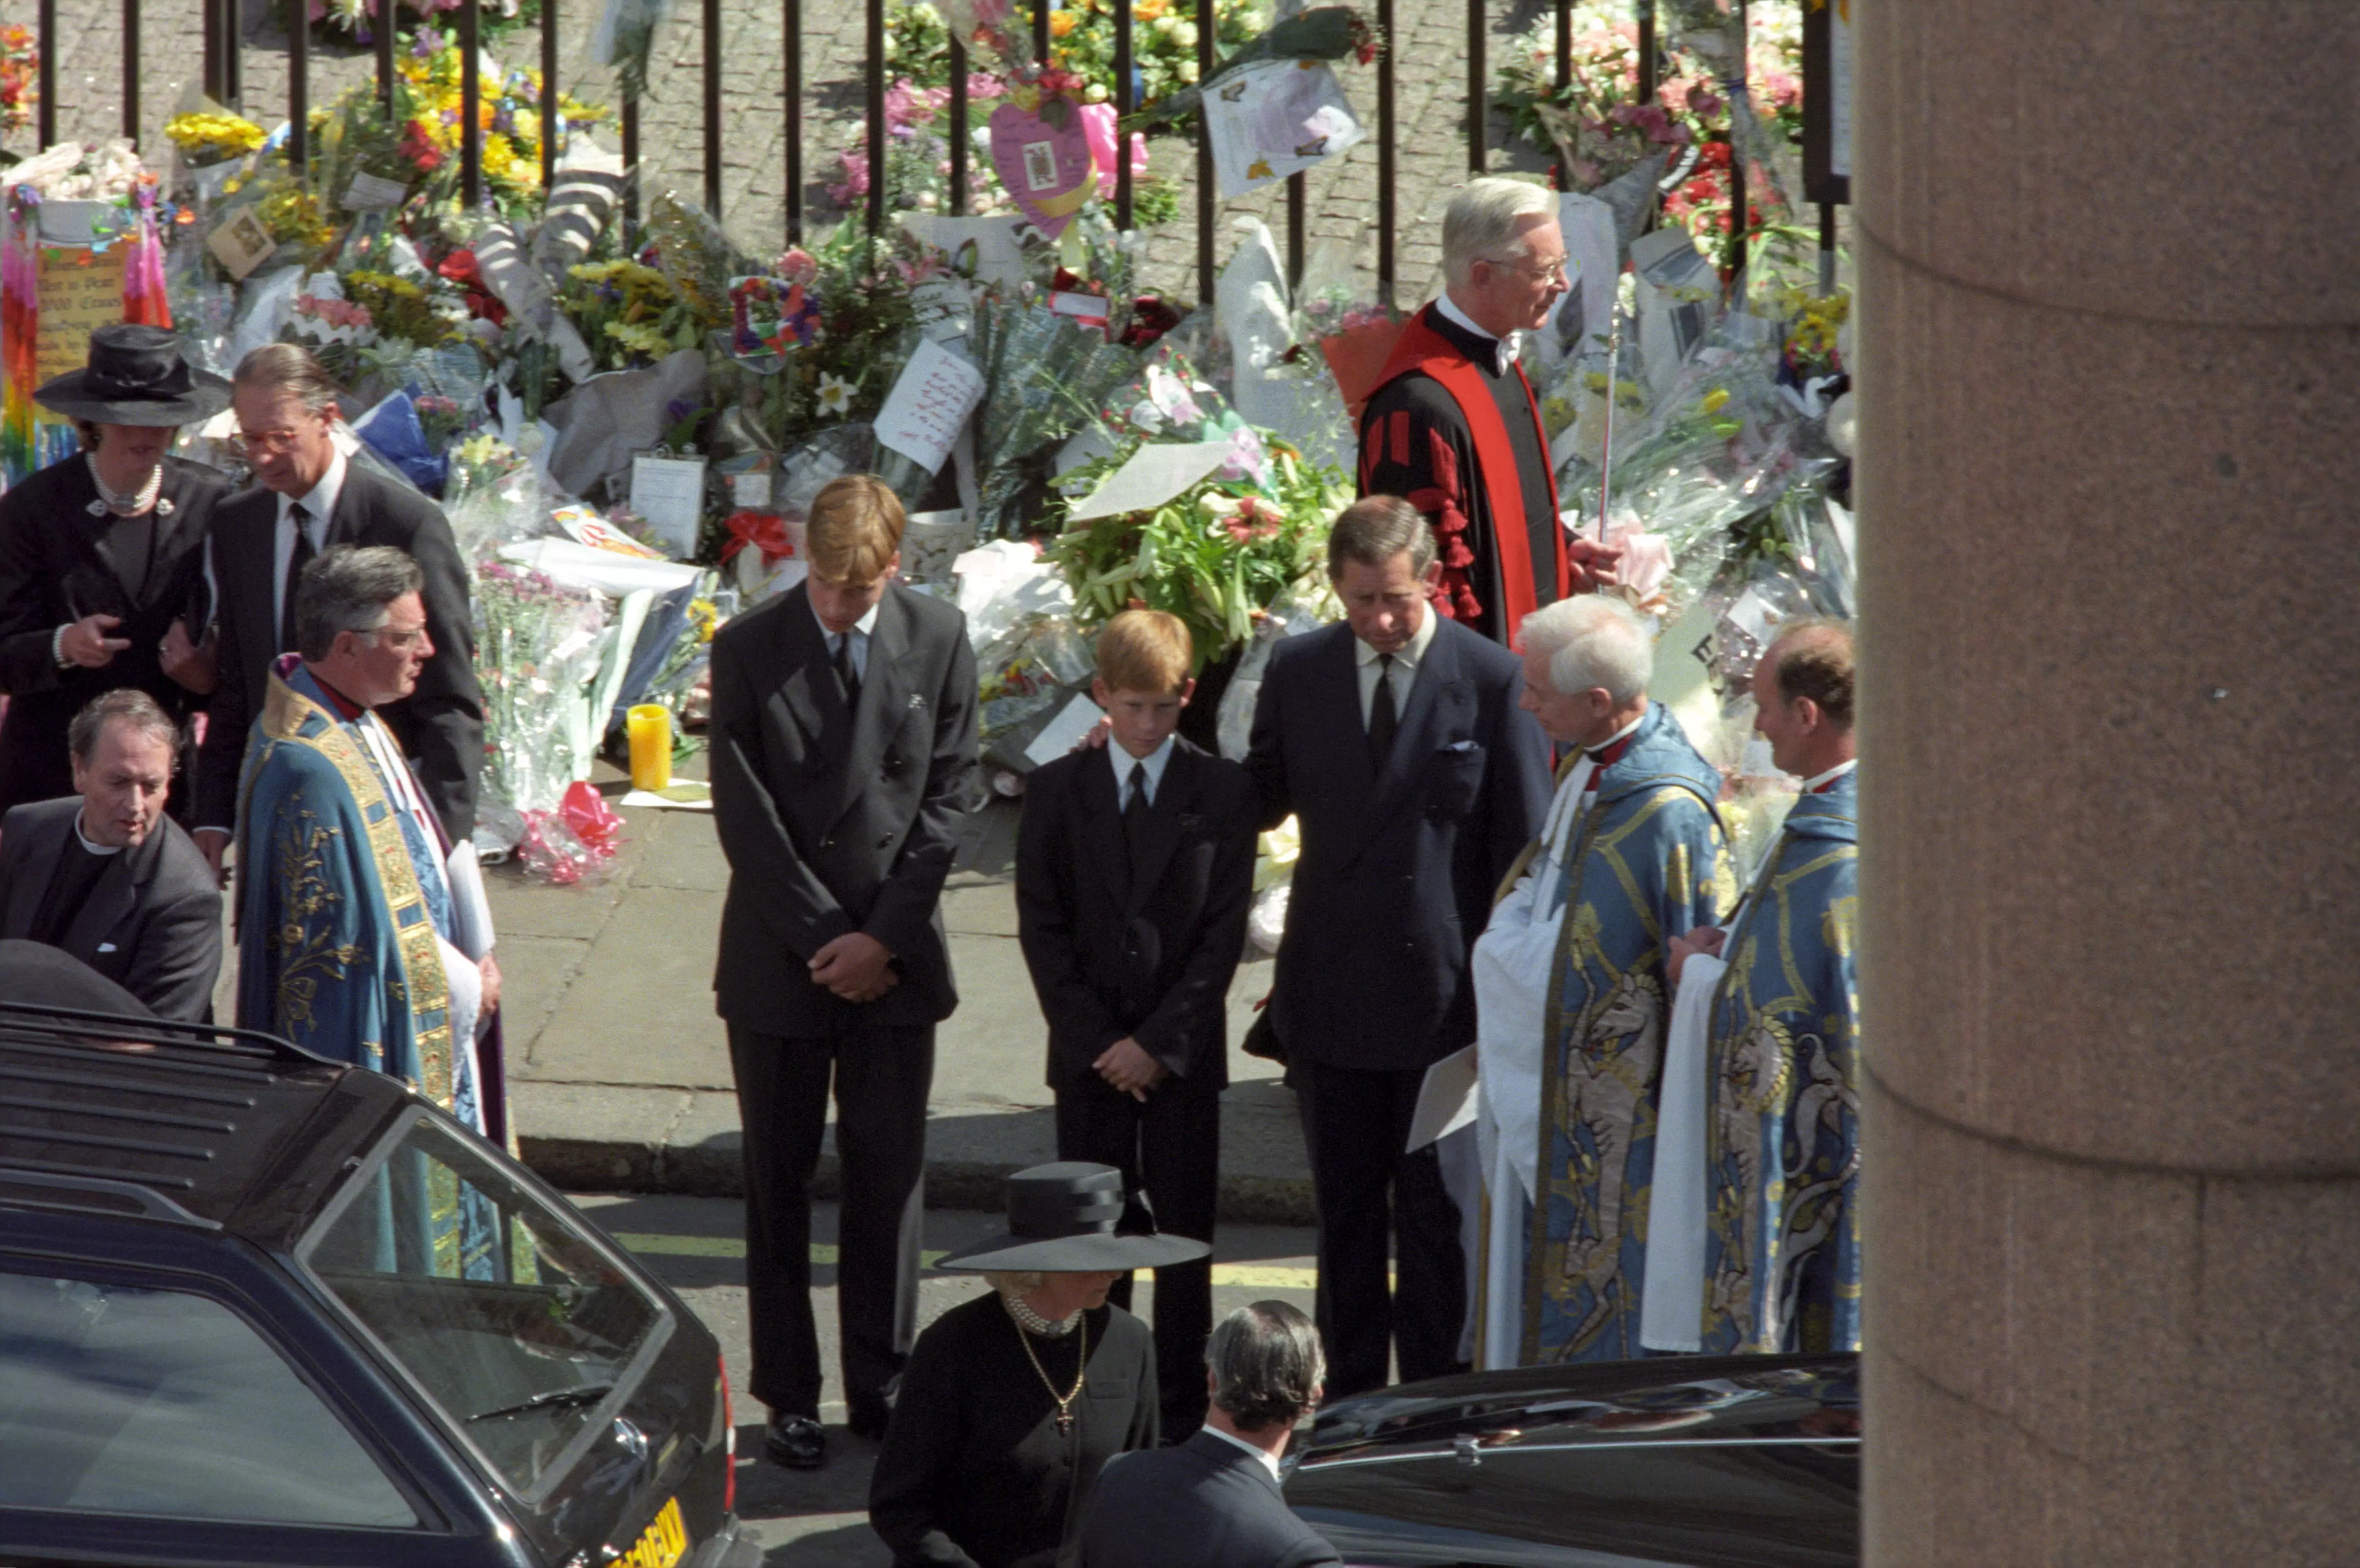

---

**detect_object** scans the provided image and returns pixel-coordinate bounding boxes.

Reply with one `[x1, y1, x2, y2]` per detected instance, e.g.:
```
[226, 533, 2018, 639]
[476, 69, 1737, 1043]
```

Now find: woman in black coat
[869, 1163, 1210, 1568]
[0, 325, 232, 817]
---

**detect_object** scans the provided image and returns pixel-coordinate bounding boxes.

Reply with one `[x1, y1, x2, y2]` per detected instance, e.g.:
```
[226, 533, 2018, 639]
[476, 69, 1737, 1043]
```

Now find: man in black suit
[1077, 1299, 1340, 1568]
[1017, 609, 1257, 1438]
[1246, 496, 1553, 1396]
[0, 690, 221, 1021]
[192, 343, 482, 877]
[709, 475, 981, 1470]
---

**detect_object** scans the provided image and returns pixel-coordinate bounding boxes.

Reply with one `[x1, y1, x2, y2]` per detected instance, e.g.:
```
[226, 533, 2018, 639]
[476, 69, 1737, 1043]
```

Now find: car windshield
[298, 1111, 668, 1496]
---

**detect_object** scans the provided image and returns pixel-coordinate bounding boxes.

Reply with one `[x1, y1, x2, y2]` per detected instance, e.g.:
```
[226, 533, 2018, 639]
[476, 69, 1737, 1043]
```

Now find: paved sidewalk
[493, 764, 1314, 1223]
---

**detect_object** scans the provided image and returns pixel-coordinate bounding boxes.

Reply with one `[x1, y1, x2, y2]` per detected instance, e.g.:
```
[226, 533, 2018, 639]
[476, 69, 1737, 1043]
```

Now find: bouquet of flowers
[1, 24, 34, 135]
[164, 109, 268, 169]
[1046, 366, 1351, 668]
[472, 556, 609, 813]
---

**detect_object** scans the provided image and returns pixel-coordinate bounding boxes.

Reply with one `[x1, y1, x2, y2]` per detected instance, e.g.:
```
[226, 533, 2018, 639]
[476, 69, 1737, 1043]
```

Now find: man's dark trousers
[730, 1019, 932, 1422]
[1293, 1059, 1463, 1395]
[1055, 1074, 1220, 1432]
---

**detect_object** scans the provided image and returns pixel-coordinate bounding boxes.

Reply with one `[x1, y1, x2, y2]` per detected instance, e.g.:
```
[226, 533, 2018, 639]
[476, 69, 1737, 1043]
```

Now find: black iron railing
[25, 0, 1845, 304]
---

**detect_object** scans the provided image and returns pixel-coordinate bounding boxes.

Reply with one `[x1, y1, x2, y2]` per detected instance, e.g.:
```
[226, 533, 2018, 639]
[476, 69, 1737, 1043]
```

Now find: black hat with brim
[933, 1162, 1213, 1273]
[34, 323, 233, 428]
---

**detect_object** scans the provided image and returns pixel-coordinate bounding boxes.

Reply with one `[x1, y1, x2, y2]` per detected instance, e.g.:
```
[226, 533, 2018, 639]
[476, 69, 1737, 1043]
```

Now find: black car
[0, 1001, 758, 1568]
[1285, 1353, 1861, 1567]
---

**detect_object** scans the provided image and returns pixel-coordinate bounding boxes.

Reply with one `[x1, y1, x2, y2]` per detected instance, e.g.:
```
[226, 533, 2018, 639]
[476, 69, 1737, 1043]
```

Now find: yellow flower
[605, 321, 672, 358]
[1049, 9, 1078, 35]
[482, 132, 520, 180]
[1699, 388, 1730, 414]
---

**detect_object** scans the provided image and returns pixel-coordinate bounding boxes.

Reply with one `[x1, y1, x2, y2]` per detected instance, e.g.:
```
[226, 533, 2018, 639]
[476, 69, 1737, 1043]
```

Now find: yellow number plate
[620, 1497, 690, 1568]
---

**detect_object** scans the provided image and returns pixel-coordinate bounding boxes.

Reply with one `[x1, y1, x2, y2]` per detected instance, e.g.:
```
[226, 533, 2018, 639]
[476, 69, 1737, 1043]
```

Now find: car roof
[1298, 1351, 1860, 1462]
[0, 1001, 408, 1242]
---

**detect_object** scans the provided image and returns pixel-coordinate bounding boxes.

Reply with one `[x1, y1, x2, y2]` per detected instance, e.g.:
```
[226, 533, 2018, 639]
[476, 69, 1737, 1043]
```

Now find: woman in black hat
[869, 1163, 1210, 1568]
[0, 324, 234, 817]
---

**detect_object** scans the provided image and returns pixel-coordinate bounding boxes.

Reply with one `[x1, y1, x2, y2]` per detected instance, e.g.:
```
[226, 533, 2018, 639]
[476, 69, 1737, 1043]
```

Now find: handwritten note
[628, 454, 709, 559]
[34, 245, 129, 386]
[874, 338, 986, 476]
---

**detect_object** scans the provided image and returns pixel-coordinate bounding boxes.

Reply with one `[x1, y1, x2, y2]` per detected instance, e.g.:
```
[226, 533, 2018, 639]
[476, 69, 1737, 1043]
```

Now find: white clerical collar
[1355, 605, 1438, 671]
[1587, 712, 1646, 759]
[1201, 1423, 1284, 1482]
[809, 595, 881, 644]
[1434, 290, 1519, 376]
[71, 810, 126, 856]
[1107, 731, 1176, 802]
[1803, 758, 1858, 793]
[280, 449, 347, 533]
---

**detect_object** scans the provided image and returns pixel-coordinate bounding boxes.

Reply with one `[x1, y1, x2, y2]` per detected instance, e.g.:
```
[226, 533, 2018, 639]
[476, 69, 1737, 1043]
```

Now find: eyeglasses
[228, 428, 310, 456]
[362, 624, 429, 652]
[1503, 256, 1571, 285]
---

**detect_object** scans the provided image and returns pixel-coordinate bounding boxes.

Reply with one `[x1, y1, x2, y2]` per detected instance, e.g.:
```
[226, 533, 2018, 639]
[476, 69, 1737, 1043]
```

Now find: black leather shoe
[765, 1413, 826, 1470]
[847, 1405, 889, 1443]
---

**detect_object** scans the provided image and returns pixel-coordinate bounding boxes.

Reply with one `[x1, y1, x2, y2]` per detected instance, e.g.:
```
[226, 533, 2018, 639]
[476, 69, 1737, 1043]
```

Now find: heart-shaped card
[988, 98, 1100, 239]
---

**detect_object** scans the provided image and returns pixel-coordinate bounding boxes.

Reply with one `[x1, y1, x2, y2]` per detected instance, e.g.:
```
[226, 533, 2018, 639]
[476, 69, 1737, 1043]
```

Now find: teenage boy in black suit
[710, 474, 982, 1470]
[1017, 610, 1257, 1438]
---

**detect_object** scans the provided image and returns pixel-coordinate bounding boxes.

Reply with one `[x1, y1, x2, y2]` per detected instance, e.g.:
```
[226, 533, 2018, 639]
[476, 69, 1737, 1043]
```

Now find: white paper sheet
[1065, 440, 1235, 522]
[628, 454, 708, 559]
[875, 339, 987, 476]
[1202, 59, 1365, 198]
[1407, 1044, 1480, 1152]
[1022, 692, 1109, 768]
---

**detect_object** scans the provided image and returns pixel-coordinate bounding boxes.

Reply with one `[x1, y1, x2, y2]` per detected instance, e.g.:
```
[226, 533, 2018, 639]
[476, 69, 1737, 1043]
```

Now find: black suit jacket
[1016, 738, 1256, 1091]
[0, 798, 222, 1022]
[708, 581, 981, 1036]
[1244, 617, 1551, 1071]
[196, 460, 484, 844]
[0, 454, 227, 811]
[1078, 1429, 1340, 1568]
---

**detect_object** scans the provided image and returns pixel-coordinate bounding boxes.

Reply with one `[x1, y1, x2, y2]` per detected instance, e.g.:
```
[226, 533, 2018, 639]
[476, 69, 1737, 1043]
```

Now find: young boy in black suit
[1016, 610, 1257, 1438]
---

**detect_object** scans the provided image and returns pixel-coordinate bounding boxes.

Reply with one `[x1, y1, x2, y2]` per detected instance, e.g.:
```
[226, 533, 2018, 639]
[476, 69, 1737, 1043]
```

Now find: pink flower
[1078, 102, 1149, 200]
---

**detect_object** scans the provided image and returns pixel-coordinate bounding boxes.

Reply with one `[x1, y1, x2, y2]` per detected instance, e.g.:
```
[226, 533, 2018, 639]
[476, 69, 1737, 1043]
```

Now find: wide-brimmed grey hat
[934, 1162, 1212, 1273]
[34, 323, 232, 427]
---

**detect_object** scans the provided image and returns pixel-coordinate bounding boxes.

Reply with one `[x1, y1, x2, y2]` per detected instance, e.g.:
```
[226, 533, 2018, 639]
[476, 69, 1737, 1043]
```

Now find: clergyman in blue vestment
[1471, 596, 1735, 1368]
[234, 546, 499, 1137]
[1664, 620, 1861, 1356]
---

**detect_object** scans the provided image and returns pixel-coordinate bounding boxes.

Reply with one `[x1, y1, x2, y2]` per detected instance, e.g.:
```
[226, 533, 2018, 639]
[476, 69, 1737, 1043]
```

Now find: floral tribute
[0, 25, 34, 134]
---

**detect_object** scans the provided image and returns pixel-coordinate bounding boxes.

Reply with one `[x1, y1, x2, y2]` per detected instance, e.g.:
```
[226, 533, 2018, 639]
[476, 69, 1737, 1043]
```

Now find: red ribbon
[720, 509, 797, 567]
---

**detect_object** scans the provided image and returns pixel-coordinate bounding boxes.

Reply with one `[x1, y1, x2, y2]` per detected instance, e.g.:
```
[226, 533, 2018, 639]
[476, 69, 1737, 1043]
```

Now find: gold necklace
[1004, 1295, 1089, 1435]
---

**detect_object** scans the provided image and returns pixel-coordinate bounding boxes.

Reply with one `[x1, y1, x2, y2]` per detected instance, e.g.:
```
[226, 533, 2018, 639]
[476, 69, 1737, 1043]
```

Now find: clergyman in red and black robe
[1357, 295, 1576, 645]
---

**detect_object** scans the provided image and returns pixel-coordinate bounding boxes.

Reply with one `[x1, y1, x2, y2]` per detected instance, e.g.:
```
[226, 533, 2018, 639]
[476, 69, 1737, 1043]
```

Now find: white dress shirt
[1107, 732, 1176, 808]
[1433, 289, 1520, 376]
[273, 451, 348, 645]
[809, 595, 881, 683]
[1354, 606, 1438, 726]
[1200, 1422, 1285, 1483]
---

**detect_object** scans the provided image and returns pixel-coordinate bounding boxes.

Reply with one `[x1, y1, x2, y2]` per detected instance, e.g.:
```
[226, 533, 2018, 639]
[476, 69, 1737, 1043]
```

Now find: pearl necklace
[1002, 1289, 1081, 1338]
[85, 456, 168, 519]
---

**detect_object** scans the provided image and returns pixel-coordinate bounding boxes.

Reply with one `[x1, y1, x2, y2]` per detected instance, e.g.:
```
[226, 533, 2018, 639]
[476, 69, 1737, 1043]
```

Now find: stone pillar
[1853, 3, 2360, 1562]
